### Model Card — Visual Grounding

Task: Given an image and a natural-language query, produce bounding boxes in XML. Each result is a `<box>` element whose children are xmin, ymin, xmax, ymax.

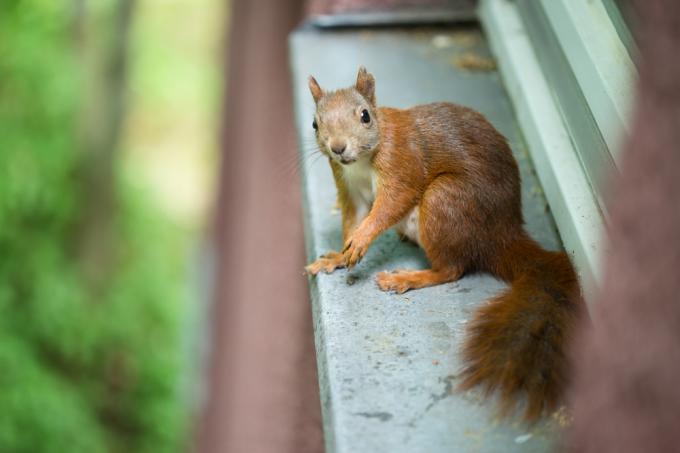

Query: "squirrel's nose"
<box><xmin>331</xmin><ymin>144</ymin><xmax>347</xmax><ymax>155</ymax></box>
<box><xmin>330</xmin><ymin>141</ymin><xmax>346</xmax><ymax>155</ymax></box>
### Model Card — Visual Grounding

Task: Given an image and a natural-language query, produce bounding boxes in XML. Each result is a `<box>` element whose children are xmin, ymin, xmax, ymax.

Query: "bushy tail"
<box><xmin>459</xmin><ymin>235</ymin><xmax>585</xmax><ymax>422</ymax></box>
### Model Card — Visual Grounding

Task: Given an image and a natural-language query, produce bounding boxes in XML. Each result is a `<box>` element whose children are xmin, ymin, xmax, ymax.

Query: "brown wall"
<box><xmin>566</xmin><ymin>0</ymin><xmax>680</xmax><ymax>451</ymax></box>
<box><xmin>197</xmin><ymin>1</ymin><xmax>323</xmax><ymax>452</ymax></box>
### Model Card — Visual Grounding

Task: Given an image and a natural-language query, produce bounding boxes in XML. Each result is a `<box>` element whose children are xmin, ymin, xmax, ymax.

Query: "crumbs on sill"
<box><xmin>452</xmin><ymin>52</ymin><xmax>497</xmax><ymax>72</ymax></box>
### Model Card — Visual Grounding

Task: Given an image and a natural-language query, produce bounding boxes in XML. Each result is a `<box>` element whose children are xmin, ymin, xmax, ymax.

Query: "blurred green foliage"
<box><xmin>0</xmin><ymin>2</ymin><xmax>188</xmax><ymax>452</ymax></box>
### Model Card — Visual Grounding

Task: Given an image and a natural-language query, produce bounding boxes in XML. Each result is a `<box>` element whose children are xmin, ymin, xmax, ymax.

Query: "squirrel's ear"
<box><xmin>355</xmin><ymin>66</ymin><xmax>375</xmax><ymax>105</ymax></box>
<box><xmin>308</xmin><ymin>76</ymin><xmax>323</xmax><ymax>103</ymax></box>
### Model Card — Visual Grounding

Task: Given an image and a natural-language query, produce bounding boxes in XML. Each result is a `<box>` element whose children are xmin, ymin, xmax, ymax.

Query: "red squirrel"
<box><xmin>304</xmin><ymin>67</ymin><xmax>584</xmax><ymax>422</ymax></box>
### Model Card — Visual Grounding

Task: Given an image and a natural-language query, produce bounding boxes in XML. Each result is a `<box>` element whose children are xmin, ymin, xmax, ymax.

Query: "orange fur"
<box><xmin>305</xmin><ymin>67</ymin><xmax>585</xmax><ymax>421</ymax></box>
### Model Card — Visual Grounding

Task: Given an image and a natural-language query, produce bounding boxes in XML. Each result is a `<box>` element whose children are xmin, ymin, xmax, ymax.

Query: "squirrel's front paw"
<box><xmin>305</xmin><ymin>251</ymin><xmax>345</xmax><ymax>275</ymax></box>
<box><xmin>341</xmin><ymin>234</ymin><xmax>371</xmax><ymax>268</ymax></box>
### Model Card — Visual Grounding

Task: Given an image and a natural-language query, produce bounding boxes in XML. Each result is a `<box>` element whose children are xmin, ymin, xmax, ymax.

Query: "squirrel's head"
<box><xmin>308</xmin><ymin>66</ymin><xmax>380</xmax><ymax>165</ymax></box>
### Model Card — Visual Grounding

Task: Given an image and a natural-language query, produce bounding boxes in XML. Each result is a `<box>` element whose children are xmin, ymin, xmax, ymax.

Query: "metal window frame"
<box><xmin>480</xmin><ymin>0</ymin><xmax>610</xmax><ymax>306</ymax></box>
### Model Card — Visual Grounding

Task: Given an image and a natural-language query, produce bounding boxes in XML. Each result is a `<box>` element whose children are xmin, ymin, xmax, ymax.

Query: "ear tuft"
<box><xmin>355</xmin><ymin>66</ymin><xmax>376</xmax><ymax>105</ymax></box>
<box><xmin>309</xmin><ymin>76</ymin><xmax>323</xmax><ymax>103</ymax></box>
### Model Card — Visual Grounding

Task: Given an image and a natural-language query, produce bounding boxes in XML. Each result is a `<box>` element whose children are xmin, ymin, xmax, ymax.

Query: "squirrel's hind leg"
<box><xmin>375</xmin><ymin>267</ymin><xmax>462</xmax><ymax>294</ymax></box>
<box><xmin>377</xmin><ymin>174</ymin><xmax>488</xmax><ymax>293</ymax></box>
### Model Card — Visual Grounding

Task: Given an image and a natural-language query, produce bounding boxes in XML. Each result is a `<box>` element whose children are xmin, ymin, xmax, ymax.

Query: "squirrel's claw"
<box><xmin>342</xmin><ymin>229</ymin><xmax>372</xmax><ymax>268</ymax></box>
<box><xmin>342</xmin><ymin>240</ymin><xmax>368</xmax><ymax>268</ymax></box>
<box><xmin>320</xmin><ymin>250</ymin><xmax>342</xmax><ymax>260</ymax></box>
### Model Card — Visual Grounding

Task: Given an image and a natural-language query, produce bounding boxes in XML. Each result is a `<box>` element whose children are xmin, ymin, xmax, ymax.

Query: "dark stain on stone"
<box><xmin>424</xmin><ymin>374</ymin><xmax>457</xmax><ymax>413</ymax></box>
<box><xmin>457</xmin><ymin>287</ymin><xmax>472</xmax><ymax>294</ymax></box>
<box><xmin>427</xmin><ymin>321</ymin><xmax>450</xmax><ymax>338</ymax></box>
<box><xmin>354</xmin><ymin>411</ymin><xmax>393</xmax><ymax>422</ymax></box>
<box><xmin>346</xmin><ymin>273</ymin><xmax>359</xmax><ymax>285</ymax></box>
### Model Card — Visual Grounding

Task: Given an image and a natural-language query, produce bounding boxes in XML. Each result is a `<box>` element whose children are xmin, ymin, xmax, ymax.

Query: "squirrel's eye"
<box><xmin>312</xmin><ymin>119</ymin><xmax>318</xmax><ymax>130</ymax></box>
<box><xmin>360</xmin><ymin>109</ymin><xmax>370</xmax><ymax>124</ymax></box>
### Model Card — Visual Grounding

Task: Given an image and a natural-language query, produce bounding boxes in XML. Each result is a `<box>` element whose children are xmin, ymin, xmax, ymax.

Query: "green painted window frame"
<box><xmin>479</xmin><ymin>0</ymin><xmax>636</xmax><ymax>308</ymax></box>
<box><xmin>516</xmin><ymin>0</ymin><xmax>636</xmax><ymax>211</ymax></box>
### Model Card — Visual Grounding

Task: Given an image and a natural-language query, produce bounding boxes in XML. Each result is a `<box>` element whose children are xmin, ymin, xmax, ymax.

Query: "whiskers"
<box><xmin>273</xmin><ymin>137</ymin><xmax>326</xmax><ymax>181</ymax></box>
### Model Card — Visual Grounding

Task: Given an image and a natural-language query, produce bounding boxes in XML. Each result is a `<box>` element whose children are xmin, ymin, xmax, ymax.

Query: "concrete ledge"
<box><xmin>290</xmin><ymin>25</ymin><xmax>565</xmax><ymax>453</ymax></box>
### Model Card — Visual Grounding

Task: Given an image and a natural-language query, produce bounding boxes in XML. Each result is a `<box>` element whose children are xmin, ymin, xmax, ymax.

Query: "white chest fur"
<box><xmin>395</xmin><ymin>206</ymin><xmax>420</xmax><ymax>245</ymax></box>
<box><xmin>341</xmin><ymin>158</ymin><xmax>420</xmax><ymax>246</ymax></box>
<box><xmin>341</xmin><ymin>157</ymin><xmax>376</xmax><ymax>221</ymax></box>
